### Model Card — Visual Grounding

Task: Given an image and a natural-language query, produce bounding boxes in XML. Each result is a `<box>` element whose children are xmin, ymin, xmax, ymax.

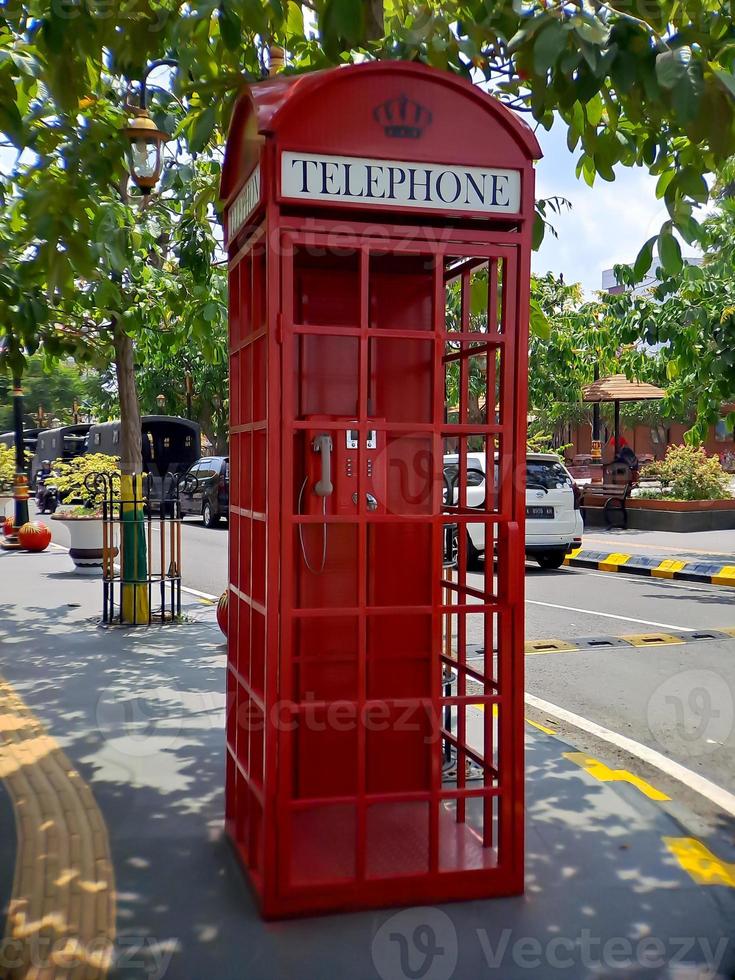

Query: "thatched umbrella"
<box><xmin>582</xmin><ymin>374</ymin><xmax>665</xmax><ymax>454</ymax></box>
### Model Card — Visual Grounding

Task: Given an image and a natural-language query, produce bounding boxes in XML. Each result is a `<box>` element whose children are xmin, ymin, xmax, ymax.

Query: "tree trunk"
<box><xmin>113</xmin><ymin>319</ymin><xmax>143</xmax><ymax>475</ymax></box>
<box><xmin>364</xmin><ymin>0</ymin><xmax>384</xmax><ymax>38</ymax></box>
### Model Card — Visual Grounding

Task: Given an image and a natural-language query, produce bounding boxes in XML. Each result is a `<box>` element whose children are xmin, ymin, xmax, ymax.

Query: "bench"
<box><xmin>582</xmin><ymin>461</ymin><xmax>635</xmax><ymax>528</ymax></box>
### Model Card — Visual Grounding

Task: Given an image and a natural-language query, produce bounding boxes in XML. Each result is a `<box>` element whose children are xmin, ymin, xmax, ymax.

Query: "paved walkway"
<box><xmin>1</xmin><ymin>548</ymin><xmax>734</xmax><ymax>978</ymax></box>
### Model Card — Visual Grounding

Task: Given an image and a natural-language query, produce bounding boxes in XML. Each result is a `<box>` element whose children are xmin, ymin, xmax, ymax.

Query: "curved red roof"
<box><xmin>221</xmin><ymin>62</ymin><xmax>542</xmax><ymax>206</ymax></box>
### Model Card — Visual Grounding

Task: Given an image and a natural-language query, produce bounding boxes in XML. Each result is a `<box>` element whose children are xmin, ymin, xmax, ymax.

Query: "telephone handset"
<box><xmin>299</xmin><ymin>416</ymin><xmax>386</xmax><ymax>572</ymax></box>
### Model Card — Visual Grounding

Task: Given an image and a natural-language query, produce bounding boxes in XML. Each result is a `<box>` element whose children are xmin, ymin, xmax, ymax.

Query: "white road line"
<box><xmin>525</xmin><ymin>693</ymin><xmax>735</xmax><ymax>819</ymax></box>
<box><xmin>47</xmin><ymin>539</ymin><xmax>221</xmax><ymax>601</ymax></box>
<box><xmin>181</xmin><ymin>584</ymin><xmax>219</xmax><ymax>601</ymax></box>
<box><xmin>526</xmin><ymin>599</ymin><xmax>695</xmax><ymax>633</ymax></box>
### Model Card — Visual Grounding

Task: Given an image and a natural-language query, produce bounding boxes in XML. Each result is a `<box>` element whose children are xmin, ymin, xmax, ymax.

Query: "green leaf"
<box><xmin>533</xmin><ymin>20</ymin><xmax>566</xmax><ymax>75</ymax></box>
<box><xmin>532</xmin><ymin>211</ymin><xmax>545</xmax><ymax>250</ymax></box>
<box><xmin>286</xmin><ymin>0</ymin><xmax>304</xmax><ymax>35</ymax></box>
<box><xmin>633</xmin><ymin>236</ymin><xmax>656</xmax><ymax>282</ymax></box>
<box><xmin>218</xmin><ymin>2</ymin><xmax>242</xmax><ymax>51</ymax></box>
<box><xmin>0</xmin><ymin>99</ymin><xmax>24</xmax><ymax>149</ymax></box>
<box><xmin>189</xmin><ymin>107</ymin><xmax>217</xmax><ymax>153</ymax></box>
<box><xmin>320</xmin><ymin>0</ymin><xmax>364</xmax><ymax>55</ymax></box>
<box><xmin>658</xmin><ymin>226</ymin><xmax>683</xmax><ymax>275</ymax></box>
<box><xmin>530</xmin><ymin>298</ymin><xmax>550</xmax><ymax>339</ymax></box>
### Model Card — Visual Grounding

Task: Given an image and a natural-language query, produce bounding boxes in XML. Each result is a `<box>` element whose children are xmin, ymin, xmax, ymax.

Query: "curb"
<box><xmin>564</xmin><ymin>548</ymin><xmax>735</xmax><ymax>587</ymax></box>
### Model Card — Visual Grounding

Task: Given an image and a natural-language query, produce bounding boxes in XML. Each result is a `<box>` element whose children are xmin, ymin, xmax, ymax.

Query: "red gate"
<box><xmin>221</xmin><ymin>61</ymin><xmax>540</xmax><ymax>918</ymax></box>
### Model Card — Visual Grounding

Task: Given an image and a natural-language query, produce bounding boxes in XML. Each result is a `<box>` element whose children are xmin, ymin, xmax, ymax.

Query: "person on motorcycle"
<box><xmin>36</xmin><ymin>460</ymin><xmax>58</xmax><ymax>512</ymax></box>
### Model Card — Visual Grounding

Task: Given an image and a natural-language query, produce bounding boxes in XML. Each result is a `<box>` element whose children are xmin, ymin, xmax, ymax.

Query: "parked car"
<box><xmin>443</xmin><ymin>452</ymin><xmax>583</xmax><ymax>570</ymax></box>
<box><xmin>180</xmin><ymin>456</ymin><xmax>229</xmax><ymax>527</ymax></box>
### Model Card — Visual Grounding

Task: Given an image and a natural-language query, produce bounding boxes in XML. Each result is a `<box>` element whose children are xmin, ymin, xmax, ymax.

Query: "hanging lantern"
<box><xmin>124</xmin><ymin>110</ymin><xmax>169</xmax><ymax>194</ymax></box>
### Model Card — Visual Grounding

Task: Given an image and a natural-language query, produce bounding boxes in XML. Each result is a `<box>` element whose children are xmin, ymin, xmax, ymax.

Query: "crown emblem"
<box><xmin>373</xmin><ymin>94</ymin><xmax>432</xmax><ymax>139</ymax></box>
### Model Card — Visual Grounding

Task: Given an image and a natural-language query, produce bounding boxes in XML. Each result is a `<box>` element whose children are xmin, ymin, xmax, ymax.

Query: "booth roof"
<box><xmin>582</xmin><ymin>374</ymin><xmax>665</xmax><ymax>403</ymax></box>
<box><xmin>220</xmin><ymin>60</ymin><xmax>542</xmax><ymax>206</ymax></box>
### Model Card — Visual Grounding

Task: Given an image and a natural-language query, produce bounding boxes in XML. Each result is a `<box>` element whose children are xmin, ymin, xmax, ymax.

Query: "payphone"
<box><xmin>221</xmin><ymin>60</ymin><xmax>540</xmax><ymax>918</ymax></box>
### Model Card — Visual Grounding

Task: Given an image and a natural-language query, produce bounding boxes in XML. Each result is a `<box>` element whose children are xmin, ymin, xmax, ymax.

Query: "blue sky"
<box><xmin>531</xmin><ymin>120</ymin><xmax>674</xmax><ymax>294</ymax></box>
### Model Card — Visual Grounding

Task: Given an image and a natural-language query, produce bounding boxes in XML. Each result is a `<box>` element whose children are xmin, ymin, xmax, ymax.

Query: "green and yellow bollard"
<box><xmin>120</xmin><ymin>474</ymin><xmax>149</xmax><ymax>624</ymax></box>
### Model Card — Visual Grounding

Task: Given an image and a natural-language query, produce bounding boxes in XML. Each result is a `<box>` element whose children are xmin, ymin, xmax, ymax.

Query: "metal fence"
<box><xmin>85</xmin><ymin>471</ymin><xmax>189</xmax><ymax>626</ymax></box>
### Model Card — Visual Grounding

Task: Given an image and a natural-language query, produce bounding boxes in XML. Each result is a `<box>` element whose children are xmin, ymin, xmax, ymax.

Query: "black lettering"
<box><xmin>320</xmin><ymin>160</ymin><xmax>339</xmax><ymax>195</ymax></box>
<box><xmin>364</xmin><ymin>164</ymin><xmax>385</xmax><ymax>199</ymax></box>
<box><xmin>387</xmin><ymin>166</ymin><xmax>406</xmax><ymax>200</ymax></box>
<box><xmin>489</xmin><ymin>174</ymin><xmax>510</xmax><ymax>207</ymax></box>
<box><xmin>407</xmin><ymin>167</ymin><xmax>432</xmax><ymax>202</ymax></box>
<box><xmin>464</xmin><ymin>172</ymin><xmax>486</xmax><ymax>206</ymax></box>
<box><xmin>291</xmin><ymin>158</ymin><xmax>319</xmax><ymax>194</ymax></box>
<box><xmin>342</xmin><ymin>162</ymin><xmax>363</xmax><ymax>198</ymax></box>
<box><xmin>436</xmin><ymin>170</ymin><xmax>462</xmax><ymax>204</ymax></box>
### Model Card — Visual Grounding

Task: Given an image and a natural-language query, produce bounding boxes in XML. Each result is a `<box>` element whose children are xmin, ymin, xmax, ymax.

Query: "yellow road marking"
<box><xmin>622</xmin><ymin>632</ymin><xmax>685</xmax><ymax>647</ymax></box>
<box><xmin>526</xmin><ymin>718</ymin><xmax>556</xmax><ymax>735</ymax></box>
<box><xmin>652</xmin><ymin>559</ymin><xmax>688</xmax><ymax>579</ymax></box>
<box><xmin>564</xmin><ymin>752</ymin><xmax>671</xmax><ymax>801</ymax></box>
<box><xmin>472</xmin><ymin>704</ymin><xmax>556</xmax><ymax>734</ymax></box>
<box><xmin>712</xmin><ymin>565</ymin><xmax>735</xmax><ymax>587</ymax></box>
<box><xmin>0</xmin><ymin>677</ymin><xmax>115</xmax><ymax>977</ymax></box>
<box><xmin>663</xmin><ymin>837</ymin><xmax>735</xmax><ymax>887</ymax></box>
<box><xmin>599</xmin><ymin>553</ymin><xmax>632</xmax><ymax>571</ymax></box>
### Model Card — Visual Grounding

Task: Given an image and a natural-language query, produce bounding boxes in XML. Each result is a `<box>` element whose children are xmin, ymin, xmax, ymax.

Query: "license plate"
<box><xmin>526</xmin><ymin>505</ymin><xmax>554</xmax><ymax>519</ymax></box>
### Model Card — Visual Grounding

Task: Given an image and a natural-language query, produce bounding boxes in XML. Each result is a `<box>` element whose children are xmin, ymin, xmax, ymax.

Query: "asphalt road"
<box><xmin>44</xmin><ymin>509</ymin><xmax>735</xmax><ymax>807</ymax></box>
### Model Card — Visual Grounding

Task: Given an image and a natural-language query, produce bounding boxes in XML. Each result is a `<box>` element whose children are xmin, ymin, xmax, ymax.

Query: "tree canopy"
<box><xmin>2</xmin><ymin>0</ymin><xmax>735</xmax><ymax>466</ymax></box>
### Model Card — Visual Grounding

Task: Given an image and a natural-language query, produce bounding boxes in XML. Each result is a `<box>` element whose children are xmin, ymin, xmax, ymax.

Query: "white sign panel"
<box><xmin>229</xmin><ymin>165</ymin><xmax>261</xmax><ymax>238</ymax></box>
<box><xmin>281</xmin><ymin>151</ymin><xmax>521</xmax><ymax>215</ymax></box>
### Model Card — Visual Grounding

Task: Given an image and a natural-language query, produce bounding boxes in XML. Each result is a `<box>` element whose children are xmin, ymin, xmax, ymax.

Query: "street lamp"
<box><xmin>185</xmin><ymin>373</ymin><xmax>193</xmax><ymax>420</ymax></box>
<box><xmin>124</xmin><ymin>58</ymin><xmax>178</xmax><ymax>195</ymax></box>
<box><xmin>156</xmin><ymin>393</ymin><xmax>166</xmax><ymax>412</ymax></box>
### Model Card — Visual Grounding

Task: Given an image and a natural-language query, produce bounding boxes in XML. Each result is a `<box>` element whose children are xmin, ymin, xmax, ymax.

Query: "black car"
<box><xmin>180</xmin><ymin>456</ymin><xmax>229</xmax><ymax>527</ymax></box>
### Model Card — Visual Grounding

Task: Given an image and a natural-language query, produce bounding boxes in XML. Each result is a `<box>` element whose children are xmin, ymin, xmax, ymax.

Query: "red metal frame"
<box><xmin>222</xmin><ymin>61</ymin><xmax>540</xmax><ymax>918</ymax></box>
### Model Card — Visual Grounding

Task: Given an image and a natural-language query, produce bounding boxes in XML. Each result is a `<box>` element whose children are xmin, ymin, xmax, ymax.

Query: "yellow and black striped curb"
<box><xmin>0</xmin><ymin>676</ymin><xmax>115</xmax><ymax>978</ymax></box>
<box><xmin>524</xmin><ymin>627</ymin><xmax>735</xmax><ymax>655</ymax></box>
<box><xmin>564</xmin><ymin>548</ymin><xmax>735</xmax><ymax>586</ymax></box>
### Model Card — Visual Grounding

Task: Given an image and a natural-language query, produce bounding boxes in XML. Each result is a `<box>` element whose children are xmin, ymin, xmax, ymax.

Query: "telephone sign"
<box><xmin>221</xmin><ymin>61</ymin><xmax>540</xmax><ymax>919</ymax></box>
<box><xmin>281</xmin><ymin>151</ymin><xmax>522</xmax><ymax>215</ymax></box>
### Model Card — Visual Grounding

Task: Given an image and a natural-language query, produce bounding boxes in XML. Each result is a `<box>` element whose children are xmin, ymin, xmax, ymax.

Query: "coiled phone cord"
<box><xmin>297</xmin><ymin>476</ymin><xmax>328</xmax><ymax>574</ymax></box>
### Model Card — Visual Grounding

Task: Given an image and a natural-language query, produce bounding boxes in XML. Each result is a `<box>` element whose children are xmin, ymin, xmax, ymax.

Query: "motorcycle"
<box><xmin>35</xmin><ymin>473</ymin><xmax>60</xmax><ymax>514</ymax></box>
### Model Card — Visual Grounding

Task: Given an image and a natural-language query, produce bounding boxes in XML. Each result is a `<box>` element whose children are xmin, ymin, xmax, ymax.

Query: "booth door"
<box><xmin>278</xmin><ymin>231</ymin><xmax>525</xmax><ymax>898</ymax></box>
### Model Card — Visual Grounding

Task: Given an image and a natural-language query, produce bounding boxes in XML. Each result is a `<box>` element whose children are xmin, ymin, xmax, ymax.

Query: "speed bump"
<box><xmin>598</xmin><ymin>552</ymin><xmax>632</xmax><ymax>571</ymax></box>
<box><xmin>622</xmin><ymin>632</ymin><xmax>685</xmax><ymax>647</ymax></box>
<box><xmin>652</xmin><ymin>559</ymin><xmax>688</xmax><ymax>578</ymax></box>
<box><xmin>524</xmin><ymin>638</ymin><xmax>578</xmax><ymax>655</ymax></box>
<box><xmin>713</xmin><ymin>565</ymin><xmax>735</xmax><ymax>587</ymax></box>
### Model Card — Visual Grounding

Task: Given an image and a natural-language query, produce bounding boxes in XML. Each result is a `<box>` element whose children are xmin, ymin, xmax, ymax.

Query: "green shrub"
<box><xmin>52</xmin><ymin>453</ymin><xmax>121</xmax><ymax>509</ymax></box>
<box><xmin>0</xmin><ymin>444</ymin><xmax>31</xmax><ymax>493</ymax></box>
<box><xmin>643</xmin><ymin>445</ymin><xmax>731</xmax><ymax>501</ymax></box>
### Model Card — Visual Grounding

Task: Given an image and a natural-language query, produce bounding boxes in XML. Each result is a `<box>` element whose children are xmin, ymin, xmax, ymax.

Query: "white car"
<box><xmin>443</xmin><ymin>452</ymin><xmax>583</xmax><ymax>570</ymax></box>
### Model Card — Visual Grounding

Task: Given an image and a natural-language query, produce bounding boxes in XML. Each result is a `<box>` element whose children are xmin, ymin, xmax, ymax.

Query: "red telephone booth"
<box><xmin>221</xmin><ymin>61</ymin><xmax>541</xmax><ymax>918</ymax></box>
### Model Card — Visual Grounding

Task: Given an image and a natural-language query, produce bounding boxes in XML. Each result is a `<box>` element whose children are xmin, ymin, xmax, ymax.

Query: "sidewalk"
<box><xmin>1</xmin><ymin>548</ymin><xmax>734</xmax><ymax>978</ymax></box>
<box><xmin>568</xmin><ymin>527</ymin><xmax>735</xmax><ymax>586</ymax></box>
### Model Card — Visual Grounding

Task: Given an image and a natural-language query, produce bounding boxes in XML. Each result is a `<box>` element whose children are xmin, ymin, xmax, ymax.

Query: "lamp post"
<box><xmin>2</xmin><ymin>375</ymin><xmax>30</xmax><ymax>550</ymax></box>
<box><xmin>156</xmin><ymin>393</ymin><xmax>166</xmax><ymax>412</ymax></box>
<box><xmin>123</xmin><ymin>59</ymin><xmax>177</xmax><ymax>196</ymax></box>
<box><xmin>185</xmin><ymin>373</ymin><xmax>193</xmax><ymax>420</ymax></box>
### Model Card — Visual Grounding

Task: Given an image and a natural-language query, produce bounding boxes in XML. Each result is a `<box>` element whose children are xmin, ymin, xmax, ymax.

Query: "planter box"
<box><xmin>582</xmin><ymin>494</ymin><xmax>735</xmax><ymax>532</ymax></box>
<box><xmin>51</xmin><ymin>515</ymin><xmax>104</xmax><ymax>573</ymax></box>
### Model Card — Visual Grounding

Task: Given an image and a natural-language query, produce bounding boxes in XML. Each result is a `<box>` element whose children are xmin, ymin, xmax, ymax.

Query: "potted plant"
<box><xmin>51</xmin><ymin>454</ymin><xmax>120</xmax><ymax>574</ymax></box>
<box><xmin>0</xmin><ymin>443</ymin><xmax>34</xmax><ymax>515</ymax></box>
